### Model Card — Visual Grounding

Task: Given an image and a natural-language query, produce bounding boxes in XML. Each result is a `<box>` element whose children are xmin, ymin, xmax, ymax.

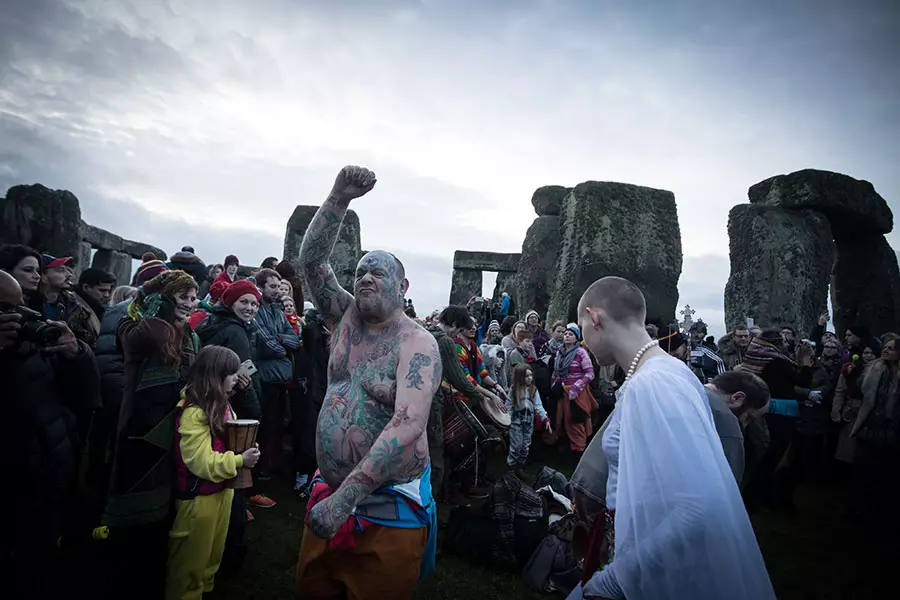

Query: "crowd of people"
<box><xmin>2</xmin><ymin>165</ymin><xmax>897</xmax><ymax>599</ymax></box>
<box><xmin>1</xmin><ymin>242</ymin><xmax>328</xmax><ymax>599</ymax></box>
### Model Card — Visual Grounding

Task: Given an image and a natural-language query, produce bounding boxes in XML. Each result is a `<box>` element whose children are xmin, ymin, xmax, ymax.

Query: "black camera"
<box><xmin>8</xmin><ymin>306</ymin><xmax>64</xmax><ymax>346</ymax></box>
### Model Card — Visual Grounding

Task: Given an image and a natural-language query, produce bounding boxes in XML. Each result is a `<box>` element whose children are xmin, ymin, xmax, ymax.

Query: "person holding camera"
<box><xmin>0</xmin><ymin>266</ymin><xmax>100</xmax><ymax>595</ymax></box>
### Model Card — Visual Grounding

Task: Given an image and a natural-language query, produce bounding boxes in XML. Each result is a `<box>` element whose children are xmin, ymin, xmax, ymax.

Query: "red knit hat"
<box><xmin>209</xmin><ymin>279</ymin><xmax>229</xmax><ymax>303</ymax></box>
<box><xmin>222</xmin><ymin>279</ymin><xmax>261</xmax><ymax>308</ymax></box>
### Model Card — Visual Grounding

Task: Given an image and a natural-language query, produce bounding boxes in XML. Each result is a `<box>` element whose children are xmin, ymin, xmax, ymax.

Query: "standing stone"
<box><xmin>831</xmin><ymin>236</ymin><xmax>900</xmax><ymax>338</ymax></box>
<box><xmin>450</xmin><ymin>269</ymin><xmax>482</xmax><ymax>306</ymax></box>
<box><xmin>75</xmin><ymin>242</ymin><xmax>92</xmax><ymax>279</ymax></box>
<box><xmin>546</xmin><ymin>181</ymin><xmax>682</xmax><ymax>326</ymax></box>
<box><xmin>531</xmin><ymin>185</ymin><xmax>571</xmax><ymax>217</ymax></box>
<box><xmin>283</xmin><ymin>205</ymin><xmax>362</xmax><ymax>296</ymax></box>
<box><xmin>515</xmin><ymin>215</ymin><xmax>560</xmax><ymax>320</ymax></box>
<box><xmin>724</xmin><ymin>205</ymin><xmax>833</xmax><ymax>335</ymax></box>
<box><xmin>749</xmin><ymin>169</ymin><xmax>892</xmax><ymax>238</ymax></box>
<box><xmin>491</xmin><ymin>272</ymin><xmax>517</xmax><ymax>306</ymax></box>
<box><xmin>93</xmin><ymin>249</ymin><xmax>133</xmax><ymax>287</ymax></box>
<box><xmin>1</xmin><ymin>184</ymin><xmax>82</xmax><ymax>258</ymax></box>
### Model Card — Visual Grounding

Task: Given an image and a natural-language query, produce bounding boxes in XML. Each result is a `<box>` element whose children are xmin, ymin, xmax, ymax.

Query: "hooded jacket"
<box><xmin>166</xmin><ymin>251</ymin><xmax>208</xmax><ymax>285</ymax></box>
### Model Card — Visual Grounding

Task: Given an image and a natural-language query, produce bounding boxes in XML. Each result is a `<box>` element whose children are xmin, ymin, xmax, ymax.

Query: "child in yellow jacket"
<box><xmin>167</xmin><ymin>346</ymin><xmax>260</xmax><ymax>600</ymax></box>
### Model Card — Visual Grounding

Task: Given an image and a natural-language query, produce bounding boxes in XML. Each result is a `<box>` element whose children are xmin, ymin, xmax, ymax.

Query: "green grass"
<box><xmin>210</xmin><ymin>449</ymin><xmax>891</xmax><ymax>599</ymax></box>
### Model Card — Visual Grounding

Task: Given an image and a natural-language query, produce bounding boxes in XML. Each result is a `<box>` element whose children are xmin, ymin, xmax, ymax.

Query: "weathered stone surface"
<box><xmin>75</xmin><ymin>242</ymin><xmax>92</xmax><ymax>278</ymax></box>
<box><xmin>831</xmin><ymin>236</ymin><xmax>900</xmax><ymax>338</ymax></box>
<box><xmin>81</xmin><ymin>222</ymin><xmax>166</xmax><ymax>261</ymax></box>
<box><xmin>283</xmin><ymin>205</ymin><xmax>361</xmax><ymax>295</ymax></box>
<box><xmin>515</xmin><ymin>216</ymin><xmax>560</xmax><ymax>320</ymax></box>
<box><xmin>93</xmin><ymin>249</ymin><xmax>133</xmax><ymax>286</ymax></box>
<box><xmin>531</xmin><ymin>185</ymin><xmax>571</xmax><ymax>217</ymax></box>
<box><xmin>450</xmin><ymin>269</ymin><xmax>483</xmax><ymax>306</ymax></box>
<box><xmin>749</xmin><ymin>169</ymin><xmax>892</xmax><ymax>238</ymax></box>
<box><xmin>724</xmin><ymin>204</ymin><xmax>833</xmax><ymax>335</ymax></box>
<box><xmin>453</xmin><ymin>250</ymin><xmax>521</xmax><ymax>273</ymax></box>
<box><xmin>1</xmin><ymin>184</ymin><xmax>82</xmax><ymax>259</ymax></box>
<box><xmin>546</xmin><ymin>181</ymin><xmax>682</xmax><ymax>326</ymax></box>
<box><xmin>492</xmin><ymin>271</ymin><xmax>517</xmax><ymax>305</ymax></box>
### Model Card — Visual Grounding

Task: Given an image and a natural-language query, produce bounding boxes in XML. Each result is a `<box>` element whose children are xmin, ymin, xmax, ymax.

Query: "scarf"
<box><xmin>555</xmin><ymin>344</ymin><xmax>580</xmax><ymax>379</ymax></box>
<box><xmin>545</xmin><ymin>338</ymin><xmax>563</xmax><ymax>356</ymax></box>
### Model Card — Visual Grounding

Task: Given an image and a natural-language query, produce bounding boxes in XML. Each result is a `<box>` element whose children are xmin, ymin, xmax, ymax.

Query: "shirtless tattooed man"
<box><xmin>295</xmin><ymin>166</ymin><xmax>442</xmax><ymax>600</ymax></box>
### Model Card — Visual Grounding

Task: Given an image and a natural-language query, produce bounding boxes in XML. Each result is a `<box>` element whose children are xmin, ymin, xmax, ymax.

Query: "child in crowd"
<box><xmin>506</xmin><ymin>364</ymin><xmax>551</xmax><ymax>474</ymax></box>
<box><xmin>167</xmin><ymin>346</ymin><xmax>261</xmax><ymax>600</ymax></box>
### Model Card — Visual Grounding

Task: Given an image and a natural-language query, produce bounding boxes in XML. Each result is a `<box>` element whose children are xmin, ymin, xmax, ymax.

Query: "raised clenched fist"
<box><xmin>330</xmin><ymin>165</ymin><xmax>377</xmax><ymax>202</ymax></box>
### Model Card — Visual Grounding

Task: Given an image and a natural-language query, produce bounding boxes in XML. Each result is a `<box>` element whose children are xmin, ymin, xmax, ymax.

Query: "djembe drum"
<box><xmin>225</xmin><ymin>419</ymin><xmax>259</xmax><ymax>489</ymax></box>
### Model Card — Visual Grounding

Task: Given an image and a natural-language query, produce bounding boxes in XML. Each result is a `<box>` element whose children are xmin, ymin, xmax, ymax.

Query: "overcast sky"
<box><xmin>2</xmin><ymin>0</ymin><xmax>898</xmax><ymax>337</ymax></box>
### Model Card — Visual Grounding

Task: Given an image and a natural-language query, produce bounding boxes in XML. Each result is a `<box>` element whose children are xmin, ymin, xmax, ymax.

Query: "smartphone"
<box><xmin>237</xmin><ymin>359</ymin><xmax>258</xmax><ymax>378</ymax></box>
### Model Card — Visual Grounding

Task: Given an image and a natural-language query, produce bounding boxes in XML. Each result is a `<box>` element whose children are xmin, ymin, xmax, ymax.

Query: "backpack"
<box><xmin>522</xmin><ymin>513</ymin><xmax>589</xmax><ymax>595</ymax></box>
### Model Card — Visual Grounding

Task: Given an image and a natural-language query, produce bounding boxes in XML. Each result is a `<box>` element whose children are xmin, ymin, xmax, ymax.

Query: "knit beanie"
<box><xmin>209</xmin><ymin>279</ymin><xmax>229</xmax><ymax>303</ymax></box>
<box><xmin>223</xmin><ymin>279</ymin><xmax>261</xmax><ymax>308</ymax></box>
<box><xmin>566</xmin><ymin>323</ymin><xmax>582</xmax><ymax>341</ymax></box>
<box><xmin>224</xmin><ymin>255</ymin><xmax>240</xmax><ymax>268</ymax></box>
<box><xmin>488</xmin><ymin>320</ymin><xmax>501</xmax><ymax>333</ymax></box>
<box><xmin>134</xmin><ymin>260</ymin><xmax>168</xmax><ymax>286</ymax></box>
<box><xmin>129</xmin><ymin>270</ymin><xmax>197</xmax><ymax>320</ymax></box>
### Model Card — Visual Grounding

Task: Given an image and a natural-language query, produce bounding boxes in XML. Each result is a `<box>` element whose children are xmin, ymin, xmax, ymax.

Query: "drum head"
<box><xmin>226</xmin><ymin>419</ymin><xmax>260</xmax><ymax>426</ymax></box>
<box><xmin>483</xmin><ymin>400</ymin><xmax>511</xmax><ymax>428</ymax></box>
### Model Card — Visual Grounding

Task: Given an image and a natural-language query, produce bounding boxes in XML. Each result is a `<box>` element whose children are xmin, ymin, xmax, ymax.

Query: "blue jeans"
<box><xmin>507</xmin><ymin>407</ymin><xmax>534</xmax><ymax>467</ymax></box>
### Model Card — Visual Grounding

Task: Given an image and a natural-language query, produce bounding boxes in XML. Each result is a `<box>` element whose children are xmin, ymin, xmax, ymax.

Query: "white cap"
<box><xmin>303</xmin><ymin>301</ymin><xmax>315</xmax><ymax>311</ymax></box>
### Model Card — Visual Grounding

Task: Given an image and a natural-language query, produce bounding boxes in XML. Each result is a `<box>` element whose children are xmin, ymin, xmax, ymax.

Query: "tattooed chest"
<box><xmin>317</xmin><ymin>326</ymin><xmax>404</xmax><ymax>484</ymax></box>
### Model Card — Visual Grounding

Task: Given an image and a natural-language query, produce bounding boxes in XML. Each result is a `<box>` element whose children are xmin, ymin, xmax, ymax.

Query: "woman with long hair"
<box><xmin>103</xmin><ymin>270</ymin><xmax>200</xmax><ymax>599</ymax></box>
<box><xmin>849</xmin><ymin>337</ymin><xmax>900</xmax><ymax>524</ymax></box>
<box><xmin>0</xmin><ymin>243</ymin><xmax>43</xmax><ymax>311</ymax></box>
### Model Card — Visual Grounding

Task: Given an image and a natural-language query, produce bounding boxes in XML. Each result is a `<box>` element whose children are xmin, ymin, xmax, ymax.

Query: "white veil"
<box><xmin>610</xmin><ymin>357</ymin><xmax>775</xmax><ymax>599</ymax></box>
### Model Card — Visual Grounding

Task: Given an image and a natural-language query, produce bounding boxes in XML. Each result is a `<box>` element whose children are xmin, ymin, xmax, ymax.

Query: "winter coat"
<box><xmin>4</xmin><ymin>340</ymin><xmax>99</xmax><ymax>517</ymax></box>
<box><xmin>196</xmin><ymin>306</ymin><xmax>262</xmax><ymax>420</ymax></box>
<box><xmin>95</xmin><ymin>299</ymin><xmax>131</xmax><ymax>395</ymax></box>
<box><xmin>254</xmin><ymin>302</ymin><xmax>301</xmax><ymax>385</ymax></box>
<box><xmin>166</xmin><ymin>251</ymin><xmax>208</xmax><ymax>285</ymax></box>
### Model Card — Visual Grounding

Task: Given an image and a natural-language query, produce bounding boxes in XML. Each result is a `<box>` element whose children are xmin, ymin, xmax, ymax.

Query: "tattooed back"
<box><xmin>315</xmin><ymin>306</ymin><xmax>438</xmax><ymax>488</ymax></box>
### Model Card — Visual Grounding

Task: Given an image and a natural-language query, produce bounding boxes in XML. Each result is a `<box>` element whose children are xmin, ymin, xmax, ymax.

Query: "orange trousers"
<box><xmin>295</xmin><ymin>524</ymin><xmax>426</xmax><ymax>600</ymax></box>
<box><xmin>546</xmin><ymin>385</ymin><xmax>598</xmax><ymax>452</ymax></box>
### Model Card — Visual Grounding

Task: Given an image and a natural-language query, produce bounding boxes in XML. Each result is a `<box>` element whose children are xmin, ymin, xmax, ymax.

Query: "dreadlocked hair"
<box><xmin>184</xmin><ymin>346</ymin><xmax>240</xmax><ymax>437</ymax></box>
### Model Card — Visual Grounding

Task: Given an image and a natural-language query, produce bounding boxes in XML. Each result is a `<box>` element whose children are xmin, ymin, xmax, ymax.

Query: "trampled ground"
<box><xmin>210</xmin><ymin>450</ymin><xmax>893</xmax><ymax>600</ymax></box>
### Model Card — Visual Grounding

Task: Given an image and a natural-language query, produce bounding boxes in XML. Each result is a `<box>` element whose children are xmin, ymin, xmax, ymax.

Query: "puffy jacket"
<box><xmin>196</xmin><ymin>306</ymin><xmax>262</xmax><ymax>420</ymax></box>
<box><xmin>3</xmin><ymin>340</ymin><xmax>99</xmax><ymax>515</ymax></box>
<box><xmin>95</xmin><ymin>299</ymin><xmax>131</xmax><ymax>393</ymax></box>
<box><xmin>254</xmin><ymin>302</ymin><xmax>301</xmax><ymax>385</ymax></box>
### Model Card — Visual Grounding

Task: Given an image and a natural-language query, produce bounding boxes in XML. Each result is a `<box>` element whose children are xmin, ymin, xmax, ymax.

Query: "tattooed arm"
<box><xmin>308</xmin><ymin>331</ymin><xmax>441</xmax><ymax>539</ymax></box>
<box><xmin>299</xmin><ymin>166</ymin><xmax>377</xmax><ymax>320</ymax></box>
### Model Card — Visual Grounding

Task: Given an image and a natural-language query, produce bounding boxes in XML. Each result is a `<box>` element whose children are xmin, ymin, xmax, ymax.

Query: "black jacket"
<box><xmin>95</xmin><ymin>299</ymin><xmax>131</xmax><ymax>394</ymax></box>
<box><xmin>195</xmin><ymin>306</ymin><xmax>262</xmax><ymax>420</ymax></box>
<box><xmin>166</xmin><ymin>252</ymin><xmax>208</xmax><ymax>285</ymax></box>
<box><xmin>3</xmin><ymin>340</ymin><xmax>99</xmax><ymax>510</ymax></box>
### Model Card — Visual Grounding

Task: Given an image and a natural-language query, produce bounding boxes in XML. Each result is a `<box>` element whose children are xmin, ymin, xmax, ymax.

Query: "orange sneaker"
<box><xmin>248</xmin><ymin>494</ymin><xmax>277</xmax><ymax>509</ymax></box>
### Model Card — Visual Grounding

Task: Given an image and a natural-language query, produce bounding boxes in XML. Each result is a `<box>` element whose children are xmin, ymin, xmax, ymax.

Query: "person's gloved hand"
<box><xmin>807</xmin><ymin>390</ymin><xmax>823</xmax><ymax>405</ymax></box>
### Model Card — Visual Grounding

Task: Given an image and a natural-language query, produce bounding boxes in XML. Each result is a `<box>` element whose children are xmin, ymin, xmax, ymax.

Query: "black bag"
<box><xmin>570</xmin><ymin>398</ymin><xmax>589</xmax><ymax>424</ymax></box>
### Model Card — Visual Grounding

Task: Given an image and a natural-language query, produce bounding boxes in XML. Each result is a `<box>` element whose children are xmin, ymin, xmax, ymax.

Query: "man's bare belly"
<box><xmin>315</xmin><ymin>311</ymin><xmax>422</xmax><ymax>488</ymax></box>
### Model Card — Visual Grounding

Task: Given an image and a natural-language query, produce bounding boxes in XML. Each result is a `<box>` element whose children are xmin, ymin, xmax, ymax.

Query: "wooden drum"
<box><xmin>225</xmin><ymin>419</ymin><xmax>259</xmax><ymax>489</ymax></box>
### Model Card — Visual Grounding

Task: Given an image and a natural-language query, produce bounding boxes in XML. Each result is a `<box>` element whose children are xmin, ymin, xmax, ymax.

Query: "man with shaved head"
<box><xmin>296</xmin><ymin>166</ymin><xmax>441</xmax><ymax>599</ymax></box>
<box><xmin>570</xmin><ymin>276</ymin><xmax>774</xmax><ymax>600</ymax></box>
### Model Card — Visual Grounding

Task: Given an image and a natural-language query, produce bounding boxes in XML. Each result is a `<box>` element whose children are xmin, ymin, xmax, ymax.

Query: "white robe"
<box><xmin>580</xmin><ymin>355</ymin><xmax>775</xmax><ymax>600</ymax></box>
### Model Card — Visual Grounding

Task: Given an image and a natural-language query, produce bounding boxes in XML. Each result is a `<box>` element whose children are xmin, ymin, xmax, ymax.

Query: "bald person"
<box><xmin>296</xmin><ymin>166</ymin><xmax>441</xmax><ymax>600</ymax></box>
<box><xmin>569</xmin><ymin>276</ymin><xmax>774</xmax><ymax>600</ymax></box>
